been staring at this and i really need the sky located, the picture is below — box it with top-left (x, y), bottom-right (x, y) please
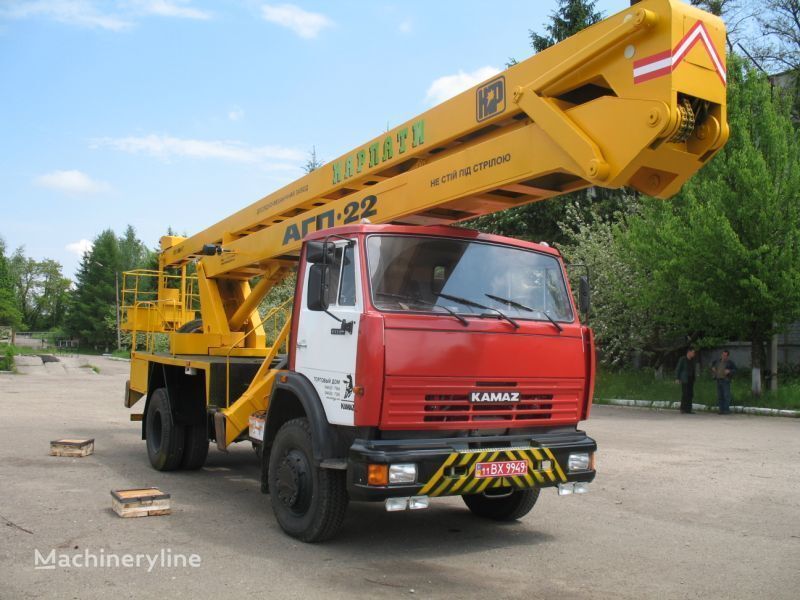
top-left (0, 0), bottom-right (626, 279)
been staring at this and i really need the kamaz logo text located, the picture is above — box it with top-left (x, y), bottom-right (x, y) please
top-left (469, 391), bottom-right (520, 403)
top-left (476, 76), bottom-right (505, 122)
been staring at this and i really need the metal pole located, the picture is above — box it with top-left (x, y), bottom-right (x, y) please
top-left (770, 329), bottom-right (778, 392)
top-left (116, 271), bottom-right (121, 351)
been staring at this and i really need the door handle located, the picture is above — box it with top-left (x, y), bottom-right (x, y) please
top-left (296, 340), bottom-right (308, 349)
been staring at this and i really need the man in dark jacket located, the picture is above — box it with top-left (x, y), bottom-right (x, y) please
top-left (711, 350), bottom-right (737, 414)
top-left (675, 348), bottom-right (697, 414)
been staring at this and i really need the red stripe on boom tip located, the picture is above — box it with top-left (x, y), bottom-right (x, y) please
top-left (633, 20), bottom-right (726, 85)
top-left (633, 49), bottom-right (671, 69)
top-left (633, 67), bottom-right (672, 84)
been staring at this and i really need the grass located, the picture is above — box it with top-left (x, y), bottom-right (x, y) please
top-left (0, 343), bottom-right (43, 356)
top-left (0, 342), bottom-right (133, 357)
top-left (594, 368), bottom-right (800, 410)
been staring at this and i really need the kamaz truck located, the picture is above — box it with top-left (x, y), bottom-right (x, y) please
top-left (120, 0), bottom-right (728, 541)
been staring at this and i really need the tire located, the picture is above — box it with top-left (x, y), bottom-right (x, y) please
top-left (267, 418), bottom-right (348, 542)
top-left (462, 488), bottom-right (540, 521)
top-left (177, 319), bottom-right (203, 333)
top-left (145, 388), bottom-right (186, 471)
top-left (181, 421), bottom-right (209, 470)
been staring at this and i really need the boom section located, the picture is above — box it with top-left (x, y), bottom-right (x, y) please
top-left (162, 0), bottom-right (727, 280)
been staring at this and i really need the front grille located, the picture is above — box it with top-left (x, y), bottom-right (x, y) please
top-left (423, 394), bottom-right (554, 422)
top-left (381, 377), bottom-right (584, 430)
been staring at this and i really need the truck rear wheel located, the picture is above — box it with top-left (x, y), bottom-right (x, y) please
top-left (462, 488), bottom-right (539, 521)
top-left (181, 421), bottom-right (209, 470)
top-left (267, 418), bottom-right (348, 542)
top-left (145, 388), bottom-right (185, 471)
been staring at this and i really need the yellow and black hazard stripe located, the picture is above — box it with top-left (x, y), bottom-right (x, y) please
top-left (418, 447), bottom-right (568, 497)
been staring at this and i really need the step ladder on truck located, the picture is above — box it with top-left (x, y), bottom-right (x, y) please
top-left (120, 0), bottom-right (728, 542)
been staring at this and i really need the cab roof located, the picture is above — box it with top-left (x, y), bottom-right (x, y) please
top-left (304, 224), bottom-right (561, 257)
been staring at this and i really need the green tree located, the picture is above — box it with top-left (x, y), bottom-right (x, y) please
top-left (118, 225), bottom-right (152, 272)
top-left (303, 146), bottom-right (324, 174)
top-left (558, 200), bottom-right (654, 367)
top-left (0, 238), bottom-right (23, 329)
top-left (470, 0), bottom-right (621, 245)
top-left (8, 250), bottom-right (70, 330)
top-left (65, 229), bottom-right (121, 348)
top-left (623, 56), bottom-right (800, 391)
top-left (529, 0), bottom-right (602, 52)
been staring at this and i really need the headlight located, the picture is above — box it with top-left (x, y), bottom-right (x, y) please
top-left (389, 463), bottom-right (417, 484)
top-left (568, 452), bottom-right (590, 471)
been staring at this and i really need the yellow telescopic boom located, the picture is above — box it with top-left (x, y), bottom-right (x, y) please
top-left (161, 0), bottom-right (727, 284)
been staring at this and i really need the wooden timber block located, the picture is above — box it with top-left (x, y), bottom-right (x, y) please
top-left (50, 438), bottom-right (94, 457)
top-left (111, 488), bottom-right (171, 518)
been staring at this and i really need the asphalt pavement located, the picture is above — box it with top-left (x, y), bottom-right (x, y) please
top-left (1, 355), bottom-right (798, 599)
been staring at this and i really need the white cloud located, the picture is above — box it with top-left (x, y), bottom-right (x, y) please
top-left (425, 66), bottom-right (501, 105)
top-left (66, 239), bottom-right (93, 257)
top-left (35, 170), bottom-right (111, 193)
top-left (0, 0), bottom-right (211, 30)
top-left (398, 18), bottom-right (412, 34)
top-left (1, 1), bottom-right (132, 30)
top-left (134, 0), bottom-right (210, 20)
top-left (228, 107), bottom-right (244, 121)
top-left (92, 134), bottom-right (305, 165)
top-left (260, 4), bottom-right (332, 39)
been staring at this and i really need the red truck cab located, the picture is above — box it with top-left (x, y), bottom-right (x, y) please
top-left (262, 224), bottom-right (596, 538)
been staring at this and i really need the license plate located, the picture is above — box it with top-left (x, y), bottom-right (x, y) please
top-left (474, 460), bottom-right (528, 479)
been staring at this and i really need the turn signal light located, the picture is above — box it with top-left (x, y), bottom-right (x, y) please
top-left (367, 464), bottom-right (389, 486)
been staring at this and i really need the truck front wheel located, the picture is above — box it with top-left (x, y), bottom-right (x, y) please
top-left (267, 418), bottom-right (348, 542)
top-left (462, 488), bottom-right (539, 521)
top-left (145, 388), bottom-right (185, 471)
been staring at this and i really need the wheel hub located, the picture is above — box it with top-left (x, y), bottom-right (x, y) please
top-left (275, 449), bottom-right (311, 514)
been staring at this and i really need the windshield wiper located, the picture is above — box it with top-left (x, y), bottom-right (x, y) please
top-left (374, 292), bottom-right (468, 326)
top-left (538, 310), bottom-right (563, 333)
top-left (484, 293), bottom-right (563, 333)
top-left (485, 293), bottom-right (533, 312)
top-left (435, 292), bottom-right (519, 329)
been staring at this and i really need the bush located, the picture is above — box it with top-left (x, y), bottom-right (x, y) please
top-left (0, 345), bottom-right (14, 371)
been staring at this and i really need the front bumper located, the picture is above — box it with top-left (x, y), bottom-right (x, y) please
top-left (347, 429), bottom-right (596, 501)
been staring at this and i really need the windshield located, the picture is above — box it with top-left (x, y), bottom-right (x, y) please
top-left (366, 235), bottom-right (574, 322)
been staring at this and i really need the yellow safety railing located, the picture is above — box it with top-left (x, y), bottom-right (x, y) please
top-left (127, 300), bottom-right (178, 354)
top-left (121, 269), bottom-right (199, 334)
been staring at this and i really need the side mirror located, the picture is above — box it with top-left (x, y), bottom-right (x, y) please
top-left (306, 241), bottom-right (334, 264)
top-left (578, 275), bottom-right (591, 316)
top-left (307, 263), bottom-right (330, 311)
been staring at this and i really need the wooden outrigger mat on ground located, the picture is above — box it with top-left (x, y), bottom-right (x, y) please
top-left (111, 488), bottom-right (171, 518)
top-left (50, 438), bottom-right (94, 457)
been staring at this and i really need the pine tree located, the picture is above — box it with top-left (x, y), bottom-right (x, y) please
top-left (303, 146), bottom-right (324, 174)
top-left (529, 0), bottom-right (602, 52)
top-left (65, 230), bottom-right (121, 347)
top-left (118, 225), bottom-right (150, 272)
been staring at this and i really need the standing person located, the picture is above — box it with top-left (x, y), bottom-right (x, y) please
top-left (675, 348), bottom-right (697, 414)
top-left (711, 349), bottom-right (737, 414)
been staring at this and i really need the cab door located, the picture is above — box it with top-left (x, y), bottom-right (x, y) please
top-left (294, 241), bottom-right (362, 426)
